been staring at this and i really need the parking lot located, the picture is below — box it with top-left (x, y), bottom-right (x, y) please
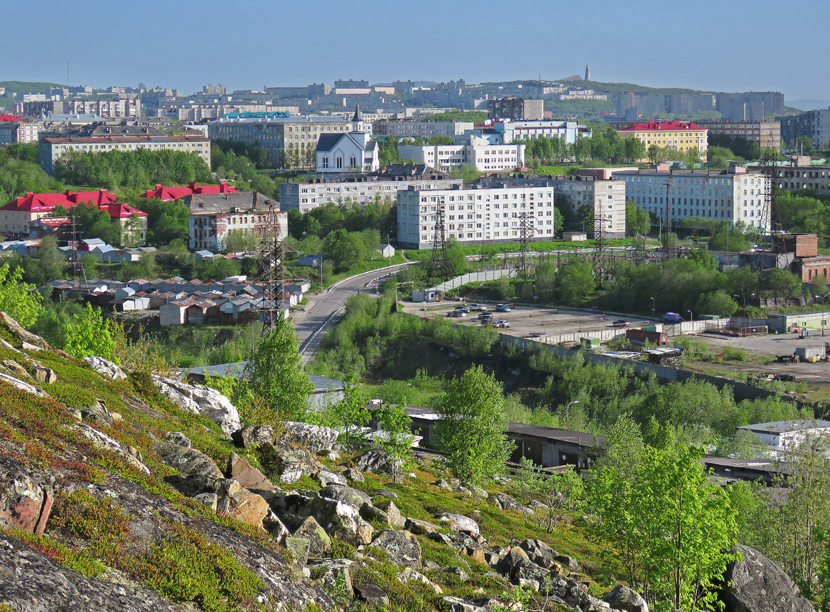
top-left (400, 300), bottom-right (653, 340)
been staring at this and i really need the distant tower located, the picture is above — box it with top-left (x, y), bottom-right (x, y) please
top-left (585, 64), bottom-right (591, 81)
top-left (351, 104), bottom-right (364, 132)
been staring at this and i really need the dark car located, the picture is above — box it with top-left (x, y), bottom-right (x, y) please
top-left (612, 319), bottom-right (628, 327)
top-left (495, 304), bottom-right (511, 312)
top-left (478, 312), bottom-right (494, 320)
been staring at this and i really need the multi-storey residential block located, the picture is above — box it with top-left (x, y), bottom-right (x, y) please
top-left (207, 114), bottom-right (351, 168)
top-left (38, 134), bottom-right (211, 175)
top-left (479, 172), bottom-right (626, 238)
top-left (778, 108), bottom-right (830, 150)
top-left (612, 168), bottom-right (770, 231)
top-left (470, 119), bottom-right (590, 145)
top-left (698, 120), bottom-right (781, 151)
top-left (0, 115), bottom-right (41, 145)
top-left (718, 92), bottom-right (784, 121)
top-left (63, 98), bottom-right (141, 118)
top-left (487, 97), bottom-right (544, 121)
top-left (184, 192), bottom-right (286, 252)
top-left (397, 136), bottom-right (525, 174)
top-left (372, 120), bottom-right (474, 139)
top-left (280, 167), bottom-right (461, 213)
top-left (616, 121), bottom-right (708, 161)
top-left (397, 184), bottom-right (557, 249)
top-left (773, 157), bottom-right (830, 197)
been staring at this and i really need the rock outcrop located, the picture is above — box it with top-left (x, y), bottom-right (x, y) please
top-left (369, 529), bottom-right (422, 568)
top-left (0, 457), bottom-right (53, 537)
top-left (602, 584), bottom-right (649, 612)
top-left (283, 421), bottom-right (339, 452)
top-left (151, 375), bottom-right (241, 435)
top-left (720, 545), bottom-right (815, 612)
top-left (83, 356), bottom-right (127, 381)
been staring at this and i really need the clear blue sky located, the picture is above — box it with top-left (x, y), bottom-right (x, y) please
top-left (5, 0), bottom-right (828, 101)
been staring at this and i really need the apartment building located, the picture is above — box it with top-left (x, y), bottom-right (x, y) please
top-left (470, 119), bottom-right (590, 145)
top-left (38, 134), bottom-right (211, 175)
top-left (612, 168), bottom-right (770, 231)
top-left (0, 115), bottom-right (41, 145)
top-left (698, 120), bottom-right (781, 151)
top-left (616, 121), bottom-right (708, 161)
top-left (487, 97), bottom-right (544, 121)
top-left (479, 173), bottom-right (626, 238)
top-left (778, 109), bottom-right (830, 150)
top-left (185, 192), bottom-right (286, 252)
top-left (281, 173), bottom-right (462, 213)
top-left (63, 98), bottom-right (141, 118)
top-left (397, 184), bottom-right (557, 249)
top-left (773, 157), bottom-right (830, 197)
top-left (207, 114), bottom-right (351, 168)
top-left (397, 136), bottom-right (525, 174)
top-left (372, 120), bottom-right (474, 139)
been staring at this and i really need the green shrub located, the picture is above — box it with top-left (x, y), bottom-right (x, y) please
top-left (51, 489), bottom-right (131, 564)
top-left (5, 527), bottom-right (106, 577)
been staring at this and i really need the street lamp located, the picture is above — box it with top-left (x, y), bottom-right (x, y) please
top-left (565, 400), bottom-right (579, 423)
top-left (650, 296), bottom-right (655, 318)
top-left (687, 309), bottom-right (693, 322)
top-left (319, 254), bottom-right (325, 294)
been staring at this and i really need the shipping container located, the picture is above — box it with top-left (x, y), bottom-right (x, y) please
top-left (626, 328), bottom-right (668, 346)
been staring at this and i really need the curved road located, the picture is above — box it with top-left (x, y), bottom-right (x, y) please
top-left (292, 263), bottom-right (412, 363)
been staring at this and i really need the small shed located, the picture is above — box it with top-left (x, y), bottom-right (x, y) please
top-left (160, 301), bottom-right (188, 326)
top-left (378, 243), bottom-right (396, 258)
top-left (562, 232), bottom-right (587, 242)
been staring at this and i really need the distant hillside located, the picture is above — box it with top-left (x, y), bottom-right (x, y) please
top-left (789, 99), bottom-right (830, 111)
top-left (556, 78), bottom-right (707, 96)
top-left (0, 80), bottom-right (67, 96)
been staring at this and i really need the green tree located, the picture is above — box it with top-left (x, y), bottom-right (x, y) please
top-left (625, 199), bottom-right (649, 236)
top-left (63, 303), bottom-right (117, 362)
top-left (555, 258), bottom-right (595, 306)
top-left (376, 400), bottom-right (414, 481)
top-left (0, 262), bottom-right (43, 328)
top-left (696, 290), bottom-right (739, 317)
top-left (432, 365), bottom-right (515, 490)
top-left (244, 314), bottom-right (314, 422)
top-left (512, 457), bottom-right (584, 532)
top-left (765, 268), bottom-right (802, 300)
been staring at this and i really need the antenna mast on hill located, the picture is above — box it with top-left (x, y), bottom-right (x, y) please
top-left (256, 203), bottom-right (286, 332)
top-left (429, 199), bottom-right (450, 287)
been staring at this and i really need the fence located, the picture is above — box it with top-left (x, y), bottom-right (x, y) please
top-left (432, 268), bottom-right (517, 294)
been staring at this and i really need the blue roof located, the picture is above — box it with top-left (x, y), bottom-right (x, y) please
top-left (219, 112), bottom-right (293, 119)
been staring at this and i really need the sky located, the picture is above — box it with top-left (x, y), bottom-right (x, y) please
top-left (4, 0), bottom-right (829, 102)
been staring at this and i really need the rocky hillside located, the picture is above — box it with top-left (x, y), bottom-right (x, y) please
top-left (0, 312), bottom-right (814, 612)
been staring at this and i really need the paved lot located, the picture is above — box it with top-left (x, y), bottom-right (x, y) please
top-left (400, 300), bottom-right (653, 340)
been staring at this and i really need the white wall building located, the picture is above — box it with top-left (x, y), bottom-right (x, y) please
top-left (397, 184), bottom-right (557, 249)
top-left (398, 136), bottom-right (525, 174)
top-left (739, 419), bottom-right (830, 453)
top-left (470, 119), bottom-right (590, 145)
top-left (612, 168), bottom-right (771, 231)
top-left (315, 107), bottom-right (379, 174)
top-left (373, 120), bottom-right (474, 139)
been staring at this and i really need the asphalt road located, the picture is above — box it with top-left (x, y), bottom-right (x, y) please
top-left (292, 263), bottom-right (412, 362)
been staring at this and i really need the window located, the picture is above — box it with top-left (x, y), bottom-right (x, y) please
top-left (336, 157), bottom-right (343, 169)
top-left (322, 156), bottom-right (328, 168)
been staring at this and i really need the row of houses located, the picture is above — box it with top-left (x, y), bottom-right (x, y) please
top-left (47, 276), bottom-right (311, 323)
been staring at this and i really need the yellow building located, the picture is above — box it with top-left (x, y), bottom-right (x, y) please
top-left (617, 121), bottom-right (708, 161)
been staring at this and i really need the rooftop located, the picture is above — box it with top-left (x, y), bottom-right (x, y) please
top-left (739, 419), bottom-right (830, 434)
top-left (617, 121), bottom-right (704, 132)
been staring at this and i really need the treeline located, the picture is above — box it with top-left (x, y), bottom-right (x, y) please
top-left (55, 148), bottom-right (212, 190)
top-left (0, 143), bottom-right (65, 204)
top-left (211, 140), bottom-right (297, 200)
top-left (524, 125), bottom-right (646, 165)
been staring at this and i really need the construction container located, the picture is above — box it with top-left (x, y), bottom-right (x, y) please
top-left (626, 329), bottom-right (668, 346)
top-left (795, 346), bottom-right (825, 361)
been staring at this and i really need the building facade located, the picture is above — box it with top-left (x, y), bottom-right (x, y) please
top-left (616, 121), bottom-right (708, 161)
top-left (397, 184), bottom-right (557, 249)
top-left (0, 115), bottom-right (41, 145)
top-left (487, 97), bottom-right (544, 121)
top-left (185, 192), bottom-right (286, 252)
top-left (612, 168), bottom-right (771, 231)
top-left (280, 174), bottom-right (462, 213)
top-left (699, 120), bottom-right (781, 151)
top-left (207, 115), bottom-right (351, 168)
top-left (372, 120), bottom-right (474, 139)
top-left (63, 98), bottom-right (141, 118)
top-left (778, 108), bottom-right (830, 150)
top-left (773, 157), bottom-right (830, 196)
top-left (38, 135), bottom-right (211, 175)
top-left (397, 136), bottom-right (525, 174)
top-left (470, 119), bottom-right (590, 145)
top-left (315, 107), bottom-right (378, 174)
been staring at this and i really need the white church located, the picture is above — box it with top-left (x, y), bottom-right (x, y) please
top-left (315, 106), bottom-right (379, 174)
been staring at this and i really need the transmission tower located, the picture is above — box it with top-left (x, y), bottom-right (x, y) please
top-left (760, 141), bottom-right (788, 270)
top-left (256, 203), bottom-right (287, 332)
top-left (429, 201), bottom-right (450, 287)
top-left (593, 211), bottom-right (610, 286)
top-left (69, 215), bottom-right (86, 289)
top-left (518, 211), bottom-right (534, 281)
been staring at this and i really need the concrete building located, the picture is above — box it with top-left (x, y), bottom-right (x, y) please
top-left (738, 420), bottom-right (830, 453)
top-left (372, 120), bottom-right (474, 139)
top-left (397, 135), bottom-right (525, 174)
top-left (699, 120), bottom-right (781, 151)
top-left (280, 170), bottom-right (461, 213)
top-left (616, 121), bottom-right (708, 161)
top-left (38, 134), bottom-right (211, 175)
top-left (469, 118), bottom-right (590, 145)
top-left (773, 157), bottom-right (830, 197)
top-left (0, 114), bottom-right (41, 145)
top-left (0, 189), bottom-right (118, 235)
top-left (718, 92), bottom-right (784, 121)
top-left (487, 97), bottom-right (544, 121)
top-left (63, 98), bottom-right (141, 119)
top-left (208, 114), bottom-right (351, 169)
top-left (184, 191), bottom-right (286, 252)
top-left (778, 108), bottom-right (830, 150)
top-left (612, 167), bottom-right (771, 231)
top-left (397, 183), bottom-right (557, 249)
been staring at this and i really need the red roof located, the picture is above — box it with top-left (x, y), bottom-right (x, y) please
top-left (617, 121), bottom-right (704, 132)
top-left (0, 114), bottom-right (24, 123)
top-left (1, 189), bottom-right (145, 220)
top-left (103, 203), bottom-right (148, 218)
top-left (143, 182), bottom-right (238, 202)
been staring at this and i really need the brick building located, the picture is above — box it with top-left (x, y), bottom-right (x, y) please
top-left (185, 192), bottom-right (286, 252)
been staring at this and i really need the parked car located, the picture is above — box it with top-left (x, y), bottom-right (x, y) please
top-left (470, 304), bottom-right (488, 311)
top-left (492, 320), bottom-right (510, 328)
top-left (454, 306), bottom-right (470, 313)
top-left (447, 311), bottom-right (466, 318)
top-left (478, 312), bottom-right (494, 320)
top-left (612, 319), bottom-right (628, 327)
top-left (495, 304), bottom-right (511, 312)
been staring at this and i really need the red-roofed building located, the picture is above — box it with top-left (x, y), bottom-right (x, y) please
top-left (143, 181), bottom-right (238, 202)
top-left (2, 189), bottom-right (147, 243)
top-left (616, 121), bottom-right (708, 161)
top-left (0, 114), bottom-right (41, 145)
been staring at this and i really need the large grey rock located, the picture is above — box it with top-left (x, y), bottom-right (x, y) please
top-left (441, 596), bottom-right (488, 612)
top-left (83, 356), bottom-right (127, 381)
top-left (397, 566), bottom-right (443, 594)
top-left (520, 539), bottom-right (560, 570)
top-left (0, 312), bottom-right (49, 349)
top-left (152, 441), bottom-right (223, 478)
top-left (151, 375), bottom-right (240, 436)
top-left (493, 492), bottom-right (523, 512)
top-left (268, 442), bottom-right (324, 484)
top-left (307, 497), bottom-right (374, 546)
top-left (0, 457), bottom-right (53, 537)
top-left (354, 448), bottom-right (402, 479)
top-left (0, 372), bottom-right (49, 398)
top-left (354, 582), bottom-right (389, 607)
top-left (720, 545), bottom-right (815, 612)
top-left (74, 423), bottom-right (150, 474)
top-left (543, 574), bottom-right (610, 612)
top-left (374, 499), bottom-right (405, 528)
top-left (283, 421), bottom-right (339, 452)
top-left (308, 558), bottom-right (355, 597)
top-left (232, 424), bottom-right (276, 448)
top-left (404, 517), bottom-right (440, 535)
top-left (316, 469), bottom-right (347, 487)
top-left (319, 484), bottom-right (372, 508)
top-left (434, 512), bottom-right (480, 537)
top-left (369, 529), bottom-right (422, 568)
top-left (602, 584), bottom-right (649, 612)
top-left (293, 516), bottom-right (332, 557)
